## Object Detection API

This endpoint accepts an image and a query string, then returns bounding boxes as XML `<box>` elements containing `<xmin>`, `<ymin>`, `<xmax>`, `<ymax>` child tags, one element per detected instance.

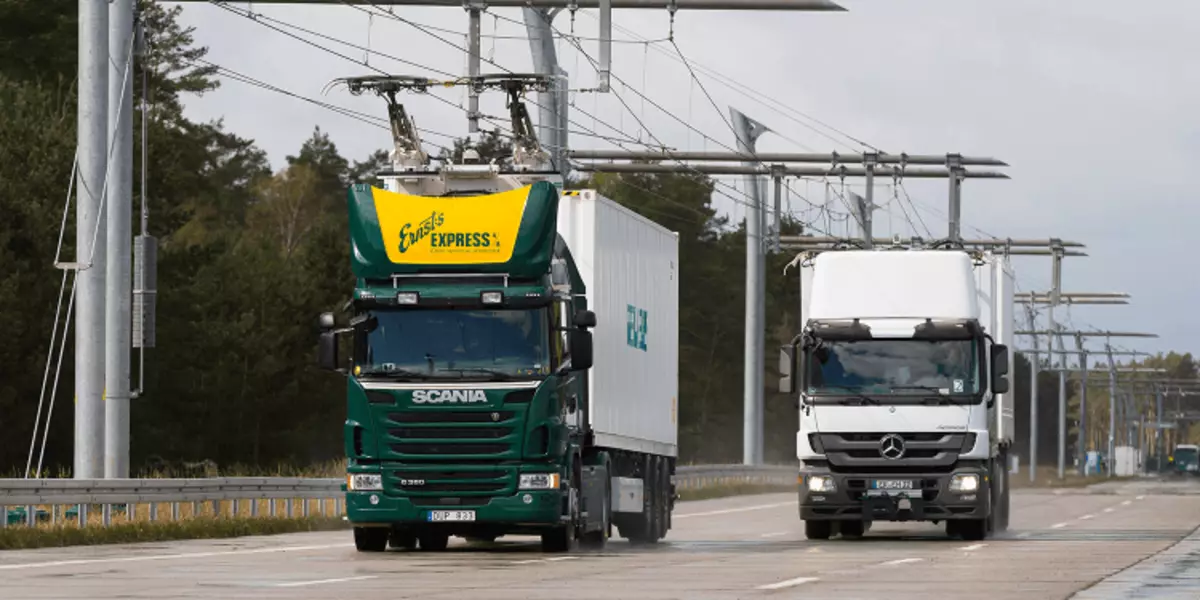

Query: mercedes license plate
<box><xmin>870</xmin><ymin>479</ymin><xmax>915</xmax><ymax>491</ymax></box>
<box><xmin>427</xmin><ymin>510</ymin><xmax>476</xmax><ymax>522</ymax></box>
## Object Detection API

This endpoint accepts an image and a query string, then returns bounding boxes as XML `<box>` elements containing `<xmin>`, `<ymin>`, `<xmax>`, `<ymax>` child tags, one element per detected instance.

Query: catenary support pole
<box><xmin>1105</xmin><ymin>342</ymin><xmax>1117</xmax><ymax>477</ymax></box>
<box><xmin>946</xmin><ymin>153</ymin><xmax>963</xmax><ymax>241</ymax></box>
<box><xmin>466</xmin><ymin>3</ymin><xmax>482</xmax><ymax>134</ymax></box>
<box><xmin>76</xmin><ymin>0</ymin><xmax>109</xmax><ymax>480</ymax></box>
<box><xmin>732</xmin><ymin>107</ymin><xmax>768</xmax><ymax>466</ymax></box>
<box><xmin>1026</xmin><ymin>301</ymin><xmax>1039</xmax><ymax>483</ymax></box>
<box><xmin>105</xmin><ymin>0</ymin><xmax>135</xmax><ymax>479</ymax></box>
<box><xmin>1050</xmin><ymin>241</ymin><xmax>1065</xmax><ymax>479</ymax></box>
<box><xmin>1075</xmin><ymin>333</ymin><xmax>1088</xmax><ymax>475</ymax></box>
<box><xmin>861</xmin><ymin>153</ymin><xmax>875</xmax><ymax>248</ymax></box>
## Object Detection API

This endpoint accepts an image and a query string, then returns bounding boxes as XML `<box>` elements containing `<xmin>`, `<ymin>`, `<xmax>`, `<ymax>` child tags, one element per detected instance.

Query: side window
<box><xmin>551</xmin><ymin>302</ymin><xmax>569</xmax><ymax>367</ymax></box>
<box><xmin>558</xmin><ymin>301</ymin><xmax>572</xmax><ymax>360</ymax></box>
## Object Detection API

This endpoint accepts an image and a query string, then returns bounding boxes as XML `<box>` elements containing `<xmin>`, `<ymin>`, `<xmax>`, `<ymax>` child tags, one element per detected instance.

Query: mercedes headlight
<box><xmin>806</xmin><ymin>475</ymin><xmax>836</xmax><ymax>493</ymax></box>
<box><xmin>949</xmin><ymin>473</ymin><xmax>980</xmax><ymax>492</ymax></box>
<box><xmin>519</xmin><ymin>473</ymin><xmax>560</xmax><ymax>490</ymax></box>
<box><xmin>348</xmin><ymin>473</ymin><xmax>383</xmax><ymax>491</ymax></box>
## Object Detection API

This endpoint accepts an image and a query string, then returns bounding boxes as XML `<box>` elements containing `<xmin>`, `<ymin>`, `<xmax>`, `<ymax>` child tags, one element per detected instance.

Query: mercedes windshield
<box><xmin>353</xmin><ymin>307</ymin><xmax>553</xmax><ymax>381</ymax></box>
<box><xmin>804</xmin><ymin>338</ymin><xmax>982</xmax><ymax>404</ymax></box>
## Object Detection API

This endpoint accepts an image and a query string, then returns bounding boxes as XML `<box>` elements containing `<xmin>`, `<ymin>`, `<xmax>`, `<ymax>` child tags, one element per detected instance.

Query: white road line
<box><xmin>673</xmin><ymin>501</ymin><xmax>796</xmax><ymax>519</ymax></box>
<box><xmin>760</xmin><ymin>532</ymin><xmax>787</xmax><ymax>538</ymax></box>
<box><xmin>511</xmin><ymin>556</ymin><xmax>580</xmax><ymax>565</ymax></box>
<box><xmin>1051</xmin><ymin>522</ymin><xmax>1068</xmax><ymax>529</ymax></box>
<box><xmin>881</xmin><ymin>558</ymin><xmax>924</xmax><ymax>566</ymax></box>
<box><xmin>1121</xmin><ymin>500</ymin><xmax>1132</xmax><ymax>506</ymax></box>
<box><xmin>546</xmin><ymin>557</ymin><xmax>579</xmax><ymax>562</ymax></box>
<box><xmin>757</xmin><ymin>576</ymin><xmax>820</xmax><ymax>590</ymax></box>
<box><xmin>0</xmin><ymin>543</ymin><xmax>353</xmax><ymax>571</ymax></box>
<box><xmin>1103</xmin><ymin>507</ymin><xmax>1116</xmax><ymax>513</ymax></box>
<box><xmin>276</xmin><ymin>575</ymin><xmax>378</xmax><ymax>588</ymax></box>
<box><xmin>1136</xmin><ymin>495</ymin><xmax>1146</xmax><ymax>500</ymax></box>
<box><xmin>958</xmin><ymin>543</ymin><xmax>986</xmax><ymax>551</ymax></box>
<box><xmin>511</xmin><ymin>559</ymin><xmax>545</xmax><ymax>565</ymax></box>
<box><xmin>1079</xmin><ymin>514</ymin><xmax>1095</xmax><ymax>521</ymax></box>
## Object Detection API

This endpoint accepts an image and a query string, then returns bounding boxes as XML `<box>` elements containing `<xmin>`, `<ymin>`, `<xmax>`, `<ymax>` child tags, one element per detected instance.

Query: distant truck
<box><xmin>779</xmin><ymin>248</ymin><xmax>1015</xmax><ymax>541</ymax></box>
<box><xmin>317</xmin><ymin>164</ymin><xmax>680</xmax><ymax>552</ymax></box>
<box><xmin>1171</xmin><ymin>444</ymin><xmax>1199</xmax><ymax>475</ymax></box>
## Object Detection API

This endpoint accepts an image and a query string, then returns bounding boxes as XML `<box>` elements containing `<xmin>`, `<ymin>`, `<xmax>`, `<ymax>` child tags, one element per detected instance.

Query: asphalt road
<box><xmin>2</xmin><ymin>477</ymin><xmax>1199</xmax><ymax>600</ymax></box>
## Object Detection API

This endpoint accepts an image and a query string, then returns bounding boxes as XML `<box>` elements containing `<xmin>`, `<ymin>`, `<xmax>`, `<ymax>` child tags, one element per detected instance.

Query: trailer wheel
<box><xmin>804</xmin><ymin>520</ymin><xmax>832</xmax><ymax>540</ymax></box>
<box><xmin>353</xmin><ymin>527</ymin><xmax>388</xmax><ymax>552</ymax></box>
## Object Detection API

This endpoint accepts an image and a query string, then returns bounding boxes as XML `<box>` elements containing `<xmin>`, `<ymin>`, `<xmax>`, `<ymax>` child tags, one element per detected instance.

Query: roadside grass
<box><xmin>0</xmin><ymin>515</ymin><xmax>348</xmax><ymax>550</ymax></box>
<box><xmin>1011</xmin><ymin>465</ymin><xmax>1136</xmax><ymax>489</ymax></box>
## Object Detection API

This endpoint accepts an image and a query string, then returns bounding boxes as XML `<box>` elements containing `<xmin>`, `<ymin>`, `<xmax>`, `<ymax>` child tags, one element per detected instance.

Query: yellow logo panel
<box><xmin>371</xmin><ymin>186</ymin><xmax>530</xmax><ymax>264</ymax></box>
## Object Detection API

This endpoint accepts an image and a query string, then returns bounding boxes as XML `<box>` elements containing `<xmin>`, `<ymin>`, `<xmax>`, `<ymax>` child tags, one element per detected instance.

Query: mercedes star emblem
<box><xmin>879</xmin><ymin>434</ymin><xmax>906</xmax><ymax>460</ymax></box>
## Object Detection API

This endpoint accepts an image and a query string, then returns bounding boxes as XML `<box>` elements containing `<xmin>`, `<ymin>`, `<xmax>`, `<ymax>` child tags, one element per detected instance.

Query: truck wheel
<box><xmin>418</xmin><ymin>533</ymin><xmax>449</xmax><ymax>551</ymax></box>
<box><xmin>353</xmin><ymin>527</ymin><xmax>389</xmax><ymax>552</ymax></box>
<box><xmin>580</xmin><ymin>473</ymin><xmax>610</xmax><ymax>549</ymax></box>
<box><xmin>804</xmin><ymin>520</ymin><xmax>832</xmax><ymax>540</ymax></box>
<box><xmin>839</xmin><ymin>520</ymin><xmax>864</xmax><ymax>538</ymax></box>
<box><xmin>465</xmin><ymin>534</ymin><xmax>498</xmax><ymax>544</ymax></box>
<box><xmin>541</xmin><ymin>525</ymin><xmax>577</xmax><ymax>553</ymax></box>
<box><xmin>388</xmin><ymin>530</ymin><xmax>417</xmax><ymax>550</ymax></box>
<box><xmin>958</xmin><ymin>519</ymin><xmax>987</xmax><ymax>541</ymax></box>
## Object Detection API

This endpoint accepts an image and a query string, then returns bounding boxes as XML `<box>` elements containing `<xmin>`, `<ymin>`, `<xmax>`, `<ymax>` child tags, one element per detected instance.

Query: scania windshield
<box><xmin>353</xmin><ymin>308</ymin><xmax>552</xmax><ymax>380</ymax></box>
<box><xmin>804</xmin><ymin>338</ymin><xmax>981</xmax><ymax>403</ymax></box>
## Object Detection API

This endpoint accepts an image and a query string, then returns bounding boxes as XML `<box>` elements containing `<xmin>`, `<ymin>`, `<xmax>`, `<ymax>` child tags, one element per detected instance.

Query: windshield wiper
<box><xmin>437</xmin><ymin>367</ymin><xmax>519</xmax><ymax>381</ymax></box>
<box><xmin>357</xmin><ymin>366</ymin><xmax>434</xmax><ymax>379</ymax></box>
<box><xmin>890</xmin><ymin>385</ymin><xmax>947</xmax><ymax>394</ymax></box>
<box><xmin>837</xmin><ymin>394</ymin><xmax>880</xmax><ymax>406</ymax></box>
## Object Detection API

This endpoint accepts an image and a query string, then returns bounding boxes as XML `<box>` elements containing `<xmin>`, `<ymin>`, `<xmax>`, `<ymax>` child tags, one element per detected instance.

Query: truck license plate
<box><xmin>870</xmin><ymin>479</ymin><xmax>915</xmax><ymax>490</ymax></box>
<box><xmin>427</xmin><ymin>510</ymin><xmax>476</xmax><ymax>522</ymax></box>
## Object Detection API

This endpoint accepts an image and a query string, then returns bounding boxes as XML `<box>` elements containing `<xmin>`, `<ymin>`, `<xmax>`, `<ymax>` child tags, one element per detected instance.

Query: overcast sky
<box><xmin>175</xmin><ymin>0</ymin><xmax>1200</xmax><ymax>361</ymax></box>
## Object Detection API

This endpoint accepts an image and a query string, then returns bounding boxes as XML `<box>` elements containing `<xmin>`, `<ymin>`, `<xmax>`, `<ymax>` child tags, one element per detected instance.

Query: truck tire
<box><xmin>580</xmin><ymin>470</ymin><xmax>611</xmax><ymax>549</ymax></box>
<box><xmin>839</xmin><ymin>520</ymin><xmax>864</xmax><ymax>538</ymax></box>
<box><xmin>804</xmin><ymin>520</ymin><xmax>832</xmax><ymax>540</ymax></box>
<box><xmin>541</xmin><ymin>525</ymin><xmax>577</xmax><ymax>553</ymax></box>
<box><xmin>418</xmin><ymin>533</ymin><xmax>449</xmax><ymax>551</ymax></box>
<box><xmin>354</xmin><ymin>527</ymin><xmax>389</xmax><ymax>552</ymax></box>
<box><xmin>619</xmin><ymin>455</ymin><xmax>661</xmax><ymax>544</ymax></box>
<box><xmin>958</xmin><ymin>518</ymin><xmax>987</xmax><ymax>541</ymax></box>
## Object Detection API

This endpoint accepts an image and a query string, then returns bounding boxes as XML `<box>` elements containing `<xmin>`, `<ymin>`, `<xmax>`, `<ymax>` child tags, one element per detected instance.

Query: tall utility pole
<box><xmin>1074</xmin><ymin>333</ymin><xmax>1088</xmax><ymax>475</ymax></box>
<box><xmin>732</xmin><ymin>107</ymin><xmax>770</xmax><ymax>466</ymax></box>
<box><xmin>105</xmin><ymin>0</ymin><xmax>136</xmax><ymax>480</ymax></box>
<box><xmin>76</xmin><ymin>0</ymin><xmax>109</xmax><ymax>480</ymax></box>
<box><xmin>1105</xmin><ymin>342</ymin><xmax>1118</xmax><ymax>476</ymax></box>
<box><xmin>946</xmin><ymin>153</ymin><xmax>963</xmax><ymax>241</ymax></box>
<box><xmin>1025</xmin><ymin>301</ymin><xmax>1040</xmax><ymax>483</ymax></box>
<box><xmin>1049</xmin><ymin>240</ymin><xmax>1066</xmax><ymax>479</ymax></box>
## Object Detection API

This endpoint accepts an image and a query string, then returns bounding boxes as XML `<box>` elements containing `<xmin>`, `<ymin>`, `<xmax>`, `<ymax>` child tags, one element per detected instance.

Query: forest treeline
<box><xmin>1</xmin><ymin>1</ymin><xmax>1193</xmax><ymax>474</ymax></box>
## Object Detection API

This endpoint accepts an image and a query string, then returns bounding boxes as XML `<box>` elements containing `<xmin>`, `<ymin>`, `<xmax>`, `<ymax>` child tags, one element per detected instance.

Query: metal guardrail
<box><xmin>0</xmin><ymin>465</ymin><xmax>797</xmax><ymax>529</ymax></box>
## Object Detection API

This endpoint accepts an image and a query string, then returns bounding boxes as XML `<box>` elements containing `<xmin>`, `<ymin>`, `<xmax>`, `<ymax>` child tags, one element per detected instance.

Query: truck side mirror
<box><xmin>569</xmin><ymin>330</ymin><xmax>594</xmax><ymax>371</ymax></box>
<box><xmin>318</xmin><ymin>331</ymin><xmax>338</xmax><ymax>371</ymax></box>
<box><xmin>574</xmin><ymin>309</ymin><xmax>597</xmax><ymax>329</ymax></box>
<box><xmin>779</xmin><ymin>344</ymin><xmax>796</xmax><ymax>394</ymax></box>
<box><xmin>990</xmin><ymin>344</ymin><xmax>1010</xmax><ymax>396</ymax></box>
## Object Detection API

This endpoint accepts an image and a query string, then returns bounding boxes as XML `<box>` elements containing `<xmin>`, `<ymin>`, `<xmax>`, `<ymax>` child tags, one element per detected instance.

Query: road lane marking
<box><xmin>1051</xmin><ymin>522</ymin><xmax>1068</xmax><ymax>529</ymax></box>
<box><xmin>959</xmin><ymin>543</ymin><xmax>986</xmax><ymax>551</ymax></box>
<box><xmin>760</xmin><ymin>532</ymin><xmax>787</xmax><ymax>538</ymax></box>
<box><xmin>1121</xmin><ymin>500</ymin><xmax>1132</xmax><ymax>506</ymax></box>
<box><xmin>276</xmin><ymin>575</ymin><xmax>378</xmax><ymax>588</ymax></box>
<box><xmin>1103</xmin><ymin>507</ymin><xmax>1116</xmax><ymax>513</ymax></box>
<box><xmin>512</xmin><ymin>556</ymin><xmax>580</xmax><ymax>565</ymax></box>
<box><xmin>881</xmin><ymin>558</ymin><xmax>924</xmax><ymax>566</ymax></box>
<box><xmin>757</xmin><ymin>576</ymin><xmax>819</xmax><ymax>590</ymax></box>
<box><xmin>0</xmin><ymin>543</ymin><xmax>353</xmax><ymax>571</ymax></box>
<box><xmin>546</xmin><ymin>557</ymin><xmax>579</xmax><ymax>562</ymax></box>
<box><xmin>1136</xmin><ymin>495</ymin><xmax>1146</xmax><ymax>500</ymax></box>
<box><xmin>673</xmin><ymin>501</ymin><xmax>796</xmax><ymax>519</ymax></box>
<box><xmin>1079</xmin><ymin>514</ymin><xmax>1095</xmax><ymax>520</ymax></box>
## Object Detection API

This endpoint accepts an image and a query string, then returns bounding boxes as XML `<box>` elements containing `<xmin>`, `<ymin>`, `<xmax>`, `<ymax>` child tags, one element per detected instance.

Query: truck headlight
<box><xmin>519</xmin><ymin>473</ymin><xmax>560</xmax><ymax>490</ymax></box>
<box><xmin>806</xmin><ymin>475</ymin><xmax>836</xmax><ymax>493</ymax></box>
<box><xmin>949</xmin><ymin>474</ymin><xmax>980</xmax><ymax>492</ymax></box>
<box><xmin>396</xmin><ymin>292</ymin><xmax>419</xmax><ymax>305</ymax></box>
<box><xmin>481</xmin><ymin>291</ymin><xmax>503</xmax><ymax>305</ymax></box>
<box><xmin>348</xmin><ymin>473</ymin><xmax>383</xmax><ymax>491</ymax></box>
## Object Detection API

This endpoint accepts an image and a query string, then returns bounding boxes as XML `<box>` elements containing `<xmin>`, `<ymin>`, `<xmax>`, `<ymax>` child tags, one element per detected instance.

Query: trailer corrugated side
<box><xmin>557</xmin><ymin>190</ymin><xmax>679</xmax><ymax>458</ymax></box>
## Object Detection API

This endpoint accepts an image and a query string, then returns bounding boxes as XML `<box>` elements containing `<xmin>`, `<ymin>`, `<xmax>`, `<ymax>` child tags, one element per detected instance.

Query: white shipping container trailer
<box><xmin>557</xmin><ymin>189</ymin><xmax>680</xmax><ymax>459</ymax></box>
<box><xmin>974</xmin><ymin>253</ymin><xmax>1016</xmax><ymax>445</ymax></box>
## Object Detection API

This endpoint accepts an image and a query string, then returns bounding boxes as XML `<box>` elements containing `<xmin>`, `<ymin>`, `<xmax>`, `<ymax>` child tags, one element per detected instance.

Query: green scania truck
<box><xmin>317</xmin><ymin>157</ymin><xmax>680</xmax><ymax>553</ymax></box>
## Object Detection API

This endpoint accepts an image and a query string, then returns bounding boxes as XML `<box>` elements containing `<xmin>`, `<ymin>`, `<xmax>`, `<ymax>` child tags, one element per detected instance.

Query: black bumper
<box><xmin>799</xmin><ymin>468</ymin><xmax>989</xmax><ymax>522</ymax></box>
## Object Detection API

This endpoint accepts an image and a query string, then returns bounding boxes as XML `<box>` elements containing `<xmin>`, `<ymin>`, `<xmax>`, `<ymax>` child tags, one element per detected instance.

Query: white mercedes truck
<box><xmin>778</xmin><ymin>248</ymin><xmax>1015</xmax><ymax>541</ymax></box>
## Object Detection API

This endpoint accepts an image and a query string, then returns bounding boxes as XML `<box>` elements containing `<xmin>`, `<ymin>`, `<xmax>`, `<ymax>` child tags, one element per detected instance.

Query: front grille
<box><xmin>818</xmin><ymin>432</ymin><xmax>970</xmax><ymax>471</ymax></box>
<box><xmin>389</xmin><ymin>411</ymin><xmax>516</xmax><ymax>424</ymax></box>
<box><xmin>381</xmin><ymin>408</ymin><xmax>523</xmax><ymax>461</ymax></box>
<box><xmin>390</xmin><ymin>426</ymin><xmax>512</xmax><ymax>439</ymax></box>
